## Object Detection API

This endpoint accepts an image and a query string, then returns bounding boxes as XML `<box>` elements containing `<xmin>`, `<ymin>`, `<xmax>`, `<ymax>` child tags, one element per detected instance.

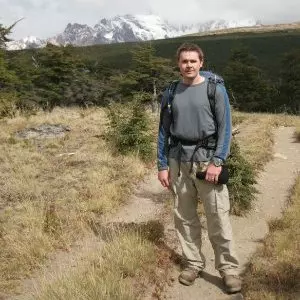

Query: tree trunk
<box><xmin>151</xmin><ymin>79</ymin><xmax>158</xmax><ymax>113</ymax></box>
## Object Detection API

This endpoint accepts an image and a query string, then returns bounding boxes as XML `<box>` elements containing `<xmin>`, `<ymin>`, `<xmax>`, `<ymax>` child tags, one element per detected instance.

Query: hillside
<box><xmin>7</xmin><ymin>23</ymin><xmax>300</xmax><ymax>81</ymax></box>
<box><xmin>185</xmin><ymin>21</ymin><xmax>300</xmax><ymax>37</ymax></box>
<box><xmin>55</xmin><ymin>26</ymin><xmax>300</xmax><ymax>79</ymax></box>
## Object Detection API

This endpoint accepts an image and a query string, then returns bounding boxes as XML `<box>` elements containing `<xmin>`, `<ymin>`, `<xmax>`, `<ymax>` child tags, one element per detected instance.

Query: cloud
<box><xmin>148</xmin><ymin>0</ymin><xmax>299</xmax><ymax>24</ymax></box>
<box><xmin>0</xmin><ymin>0</ymin><xmax>299</xmax><ymax>39</ymax></box>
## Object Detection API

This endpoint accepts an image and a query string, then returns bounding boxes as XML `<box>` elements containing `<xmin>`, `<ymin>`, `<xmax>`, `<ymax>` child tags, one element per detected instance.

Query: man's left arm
<box><xmin>205</xmin><ymin>85</ymin><xmax>232</xmax><ymax>183</ymax></box>
<box><xmin>213</xmin><ymin>84</ymin><xmax>232</xmax><ymax>162</ymax></box>
<box><xmin>205</xmin><ymin>84</ymin><xmax>232</xmax><ymax>184</ymax></box>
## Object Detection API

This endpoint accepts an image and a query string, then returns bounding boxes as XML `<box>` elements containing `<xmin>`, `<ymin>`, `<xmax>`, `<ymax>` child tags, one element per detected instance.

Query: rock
<box><xmin>273</xmin><ymin>153</ymin><xmax>287</xmax><ymax>159</ymax></box>
<box><xmin>15</xmin><ymin>124</ymin><xmax>71</xmax><ymax>139</ymax></box>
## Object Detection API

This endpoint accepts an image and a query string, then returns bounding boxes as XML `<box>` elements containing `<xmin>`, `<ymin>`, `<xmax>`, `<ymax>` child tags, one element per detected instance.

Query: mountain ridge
<box><xmin>6</xmin><ymin>14</ymin><xmax>261</xmax><ymax>50</ymax></box>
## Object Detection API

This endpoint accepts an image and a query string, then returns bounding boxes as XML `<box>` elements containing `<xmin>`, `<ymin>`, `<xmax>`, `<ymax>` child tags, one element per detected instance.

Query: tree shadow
<box><xmin>134</xmin><ymin>188</ymin><xmax>171</xmax><ymax>204</ymax></box>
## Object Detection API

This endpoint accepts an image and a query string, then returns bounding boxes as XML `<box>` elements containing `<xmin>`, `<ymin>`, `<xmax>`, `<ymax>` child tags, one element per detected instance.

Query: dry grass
<box><xmin>34</xmin><ymin>232</ymin><xmax>156</xmax><ymax>300</ymax></box>
<box><xmin>242</xmin><ymin>175</ymin><xmax>300</xmax><ymax>299</ymax></box>
<box><xmin>233</xmin><ymin>112</ymin><xmax>300</xmax><ymax>170</ymax></box>
<box><xmin>0</xmin><ymin>107</ymin><xmax>148</xmax><ymax>293</ymax></box>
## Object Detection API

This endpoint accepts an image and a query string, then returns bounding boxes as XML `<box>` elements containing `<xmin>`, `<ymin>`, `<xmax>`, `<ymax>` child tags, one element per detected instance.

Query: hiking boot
<box><xmin>178</xmin><ymin>267</ymin><xmax>201</xmax><ymax>286</ymax></box>
<box><xmin>222</xmin><ymin>274</ymin><xmax>242</xmax><ymax>293</ymax></box>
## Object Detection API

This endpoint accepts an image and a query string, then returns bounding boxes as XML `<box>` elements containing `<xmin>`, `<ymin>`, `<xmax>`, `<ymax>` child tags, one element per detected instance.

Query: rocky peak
<box><xmin>6</xmin><ymin>14</ymin><xmax>261</xmax><ymax>50</ymax></box>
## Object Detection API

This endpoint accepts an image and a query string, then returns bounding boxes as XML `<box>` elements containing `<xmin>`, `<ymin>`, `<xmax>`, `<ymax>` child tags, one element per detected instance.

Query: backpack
<box><xmin>160</xmin><ymin>71</ymin><xmax>227</xmax><ymax>175</ymax></box>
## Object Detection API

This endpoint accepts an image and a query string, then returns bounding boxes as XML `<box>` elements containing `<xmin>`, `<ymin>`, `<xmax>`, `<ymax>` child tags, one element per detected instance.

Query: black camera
<box><xmin>196</xmin><ymin>166</ymin><xmax>229</xmax><ymax>184</ymax></box>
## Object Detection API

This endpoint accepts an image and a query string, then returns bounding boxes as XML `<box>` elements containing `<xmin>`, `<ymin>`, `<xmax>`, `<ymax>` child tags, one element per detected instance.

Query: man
<box><xmin>157</xmin><ymin>43</ymin><xmax>241</xmax><ymax>293</ymax></box>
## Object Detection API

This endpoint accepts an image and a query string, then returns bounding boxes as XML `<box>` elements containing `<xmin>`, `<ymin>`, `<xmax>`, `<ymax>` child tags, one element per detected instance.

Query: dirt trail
<box><xmin>161</xmin><ymin>126</ymin><xmax>300</xmax><ymax>300</ymax></box>
<box><xmin>7</xmin><ymin>127</ymin><xmax>299</xmax><ymax>300</ymax></box>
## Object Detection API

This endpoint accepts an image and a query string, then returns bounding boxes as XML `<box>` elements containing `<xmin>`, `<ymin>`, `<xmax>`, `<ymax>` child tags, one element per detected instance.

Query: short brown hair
<box><xmin>176</xmin><ymin>43</ymin><xmax>204</xmax><ymax>62</ymax></box>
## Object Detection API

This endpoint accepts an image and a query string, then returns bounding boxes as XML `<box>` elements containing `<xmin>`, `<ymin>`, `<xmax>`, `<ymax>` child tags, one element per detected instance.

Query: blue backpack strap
<box><xmin>163</xmin><ymin>72</ymin><xmax>225</xmax><ymax>119</ymax></box>
<box><xmin>200</xmin><ymin>71</ymin><xmax>224</xmax><ymax>120</ymax></box>
<box><xmin>167</xmin><ymin>80</ymin><xmax>180</xmax><ymax>114</ymax></box>
<box><xmin>159</xmin><ymin>80</ymin><xmax>179</xmax><ymax>126</ymax></box>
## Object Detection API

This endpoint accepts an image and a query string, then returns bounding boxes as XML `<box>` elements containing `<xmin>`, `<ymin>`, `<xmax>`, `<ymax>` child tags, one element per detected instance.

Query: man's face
<box><xmin>178</xmin><ymin>51</ymin><xmax>203</xmax><ymax>80</ymax></box>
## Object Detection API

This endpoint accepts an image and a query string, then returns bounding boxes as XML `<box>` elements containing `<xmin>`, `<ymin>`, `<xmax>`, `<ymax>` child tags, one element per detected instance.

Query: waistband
<box><xmin>171</xmin><ymin>133</ymin><xmax>217</xmax><ymax>149</ymax></box>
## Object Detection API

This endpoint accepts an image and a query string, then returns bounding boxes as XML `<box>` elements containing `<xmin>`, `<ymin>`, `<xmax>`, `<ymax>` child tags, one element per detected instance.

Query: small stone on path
<box><xmin>273</xmin><ymin>152</ymin><xmax>287</xmax><ymax>159</ymax></box>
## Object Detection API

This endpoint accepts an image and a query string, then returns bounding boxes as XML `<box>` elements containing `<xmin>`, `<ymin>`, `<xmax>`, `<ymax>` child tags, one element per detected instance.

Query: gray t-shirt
<box><xmin>165</xmin><ymin>78</ymin><xmax>232</xmax><ymax>163</ymax></box>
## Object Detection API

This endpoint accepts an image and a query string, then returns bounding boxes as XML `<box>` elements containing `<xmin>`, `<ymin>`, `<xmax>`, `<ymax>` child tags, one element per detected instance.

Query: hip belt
<box><xmin>170</xmin><ymin>133</ymin><xmax>217</xmax><ymax>176</ymax></box>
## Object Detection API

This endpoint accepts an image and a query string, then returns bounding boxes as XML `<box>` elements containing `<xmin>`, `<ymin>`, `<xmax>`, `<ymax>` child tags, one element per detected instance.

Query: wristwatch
<box><xmin>212</xmin><ymin>157</ymin><xmax>223</xmax><ymax>167</ymax></box>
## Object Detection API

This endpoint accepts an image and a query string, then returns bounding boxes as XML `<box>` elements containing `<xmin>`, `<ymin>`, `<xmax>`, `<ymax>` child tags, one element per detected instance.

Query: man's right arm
<box><xmin>157</xmin><ymin>92</ymin><xmax>171</xmax><ymax>187</ymax></box>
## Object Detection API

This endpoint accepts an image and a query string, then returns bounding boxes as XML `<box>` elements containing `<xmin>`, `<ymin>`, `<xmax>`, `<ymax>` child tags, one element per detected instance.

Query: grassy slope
<box><xmin>0</xmin><ymin>107</ymin><xmax>149</xmax><ymax>294</ymax></box>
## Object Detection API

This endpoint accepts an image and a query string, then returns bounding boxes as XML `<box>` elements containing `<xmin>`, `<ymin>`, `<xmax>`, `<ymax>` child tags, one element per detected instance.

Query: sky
<box><xmin>1</xmin><ymin>0</ymin><xmax>299</xmax><ymax>40</ymax></box>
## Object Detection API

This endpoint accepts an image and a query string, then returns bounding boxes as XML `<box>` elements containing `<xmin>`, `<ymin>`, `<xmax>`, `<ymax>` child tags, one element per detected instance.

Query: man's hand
<box><xmin>158</xmin><ymin>170</ymin><xmax>170</xmax><ymax>188</ymax></box>
<box><xmin>205</xmin><ymin>164</ymin><xmax>222</xmax><ymax>184</ymax></box>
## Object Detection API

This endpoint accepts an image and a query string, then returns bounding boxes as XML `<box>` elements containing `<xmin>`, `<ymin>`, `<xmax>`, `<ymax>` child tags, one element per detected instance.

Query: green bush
<box><xmin>106</xmin><ymin>96</ymin><xmax>154</xmax><ymax>161</ymax></box>
<box><xmin>227</xmin><ymin>138</ymin><xmax>258</xmax><ymax>215</ymax></box>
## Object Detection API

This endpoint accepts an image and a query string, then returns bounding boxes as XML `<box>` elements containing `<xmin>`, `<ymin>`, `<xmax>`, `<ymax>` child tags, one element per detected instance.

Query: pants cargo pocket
<box><xmin>215</xmin><ymin>185</ymin><xmax>230</xmax><ymax>213</ymax></box>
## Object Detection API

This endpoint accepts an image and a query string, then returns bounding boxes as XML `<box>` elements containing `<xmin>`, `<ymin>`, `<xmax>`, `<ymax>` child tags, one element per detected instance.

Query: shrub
<box><xmin>15</xmin><ymin>92</ymin><xmax>40</xmax><ymax>116</ymax></box>
<box><xmin>0</xmin><ymin>92</ymin><xmax>18</xmax><ymax>118</ymax></box>
<box><xmin>227</xmin><ymin>138</ymin><xmax>258</xmax><ymax>215</ymax></box>
<box><xmin>106</xmin><ymin>95</ymin><xmax>154</xmax><ymax>161</ymax></box>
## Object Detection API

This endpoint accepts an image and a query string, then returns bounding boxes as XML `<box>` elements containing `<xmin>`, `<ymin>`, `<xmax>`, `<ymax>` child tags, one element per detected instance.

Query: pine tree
<box><xmin>106</xmin><ymin>93</ymin><xmax>154</xmax><ymax>161</ymax></box>
<box><xmin>224</xmin><ymin>47</ymin><xmax>275</xmax><ymax>112</ymax></box>
<box><xmin>33</xmin><ymin>43</ymin><xmax>80</xmax><ymax>109</ymax></box>
<box><xmin>130</xmin><ymin>43</ymin><xmax>175</xmax><ymax>111</ymax></box>
<box><xmin>0</xmin><ymin>20</ymin><xmax>21</xmax><ymax>48</ymax></box>
<box><xmin>0</xmin><ymin>24</ymin><xmax>11</xmax><ymax>48</ymax></box>
<box><xmin>108</xmin><ymin>43</ymin><xmax>176</xmax><ymax>111</ymax></box>
<box><xmin>0</xmin><ymin>22</ymin><xmax>19</xmax><ymax>89</ymax></box>
<box><xmin>0</xmin><ymin>50</ymin><xmax>19</xmax><ymax>117</ymax></box>
<box><xmin>0</xmin><ymin>51</ymin><xmax>19</xmax><ymax>89</ymax></box>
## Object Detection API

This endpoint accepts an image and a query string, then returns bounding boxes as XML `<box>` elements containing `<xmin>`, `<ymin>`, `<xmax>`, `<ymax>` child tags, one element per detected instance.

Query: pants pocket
<box><xmin>215</xmin><ymin>185</ymin><xmax>230</xmax><ymax>212</ymax></box>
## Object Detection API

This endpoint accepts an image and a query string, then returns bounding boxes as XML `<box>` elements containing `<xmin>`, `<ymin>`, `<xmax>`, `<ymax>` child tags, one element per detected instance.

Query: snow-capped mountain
<box><xmin>6</xmin><ymin>14</ymin><xmax>261</xmax><ymax>50</ymax></box>
<box><xmin>6</xmin><ymin>36</ymin><xmax>46</xmax><ymax>50</ymax></box>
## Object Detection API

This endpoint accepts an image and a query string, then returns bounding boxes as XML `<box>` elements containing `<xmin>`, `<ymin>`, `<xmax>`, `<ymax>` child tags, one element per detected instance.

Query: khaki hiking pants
<box><xmin>169</xmin><ymin>158</ymin><xmax>239</xmax><ymax>276</ymax></box>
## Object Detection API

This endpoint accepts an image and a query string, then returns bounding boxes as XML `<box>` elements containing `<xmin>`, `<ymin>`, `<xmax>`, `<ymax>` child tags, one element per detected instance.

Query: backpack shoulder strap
<box><xmin>206</xmin><ymin>73</ymin><xmax>224</xmax><ymax>119</ymax></box>
<box><xmin>167</xmin><ymin>80</ymin><xmax>180</xmax><ymax>113</ymax></box>
<box><xmin>207</xmin><ymin>77</ymin><xmax>218</xmax><ymax>117</ymax></box>
<box><xmin>160</xmin><ymin>80</ymin><xmax>180</xmax><ymax>114</ymax></box>
<box><xmin>160</xmin><ymin>80</ymin><xmax>180</xmax><ymax>125</ymax></box>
